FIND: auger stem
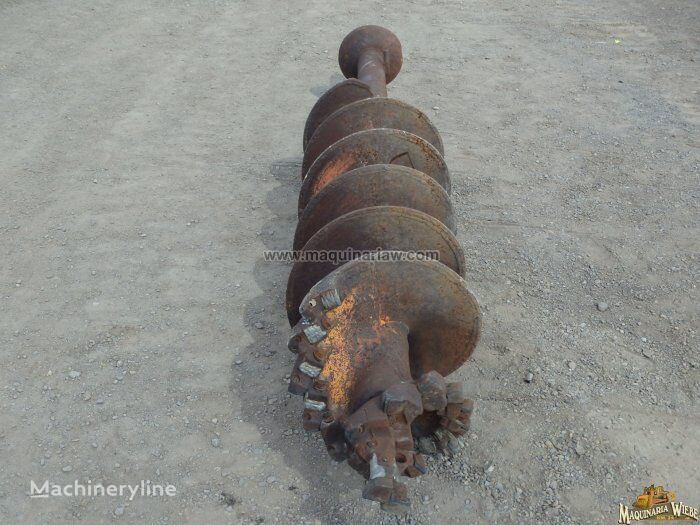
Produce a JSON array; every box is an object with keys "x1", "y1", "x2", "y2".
[{"x1": 357, "y1": 47, "x2": 388, "y2": 97}]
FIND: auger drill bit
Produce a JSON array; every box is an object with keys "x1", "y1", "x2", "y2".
[{"x1": 286, "y1": 26, "x2": 482, "y2": 513}]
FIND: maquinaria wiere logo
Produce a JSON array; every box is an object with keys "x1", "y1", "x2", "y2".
[{"x1": 618, "y1": 484, "x2": 698, "y2": 524}]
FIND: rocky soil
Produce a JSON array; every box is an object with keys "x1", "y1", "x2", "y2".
[{"x1": 1, "y1": 0, "x2": 697, "y2": 524}]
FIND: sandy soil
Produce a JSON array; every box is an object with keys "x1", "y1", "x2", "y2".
[{"x1": 1, "y1": 1, "x2": 698, "y2": 524}]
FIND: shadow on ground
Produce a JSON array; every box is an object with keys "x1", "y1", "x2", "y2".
[{"x1": 230, "y1": 158, "x2": 366, "y2": 522}]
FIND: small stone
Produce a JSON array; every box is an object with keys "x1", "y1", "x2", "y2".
[
  {"x1": 575, "y1": 442, "x2": 585, "y2": 456},
  {"x1": 418, "y1": 437, "x2": 438, "y2": 455},
  {"x1": 484, "y1": 464, "x2": 495, "y2": 474},
  {"x1": 266, "y1": 476, "x2": 276, "y2": 484},
  {"x1": 234, "y1": 360, "x2": 243, "y2": 365},
  {"x1": 82, "y1": 392, "x2": 91, "y2": 401},
  {"x1": 62, "y1": 465, "x2": 73, "y2": 472},
  {"x1": 95, "y1": 397, "x2": 105, "y2": 405},
  {"x1": 568, "y1": 361, "x2": 577, "y2": 371},
  {"x1": 642, "y1": 348, "x2": 652, "y2": 359},
  {"x1": 524, "y1": 372, "x2": 534, "y2": 383},
  {"x1": 68, "y1": 370, "x2": 81, "y2": 379},
  {"x1": 114, "y1": 505, "x2": 124, "y2": 516},
  {"x1": 422, "y1": 495, "x2": 430, "y2": 504},
  {"x1": 211, "y1": 437, "x2": 221, "y2": 448},
  {"x1": 254, "y1": 322, "x2": 264, "y2": 330},
  {"x1": 596, "y1": 302, "x2": 609, "y2": 312}
]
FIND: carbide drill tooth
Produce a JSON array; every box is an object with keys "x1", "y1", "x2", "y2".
[
  {"x1": 303, "y1": 393, "x2": 326, "y2": 412},
  {"x1": 303, "y1": 324, "x2": 327, "y2": 344},
  {"x1": 298, "y1": 361, "x2": 322, "y2": 378},
  {"x1": 320, "y1": 288, "x2": 342, "y2": 310}
]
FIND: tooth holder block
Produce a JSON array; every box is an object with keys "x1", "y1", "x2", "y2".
[{"x1": 285, "y1": 25, "x2": 482, "y2": 513}]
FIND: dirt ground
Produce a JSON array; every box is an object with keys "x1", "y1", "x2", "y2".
[{"x1": 1, "y1": 1, "x2": 698, "y2": 524}]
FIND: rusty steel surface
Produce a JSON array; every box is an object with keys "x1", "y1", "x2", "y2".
[
  {"x1": 298, "y1": 128, "x2": 450, "y2": 213},
  {"x1": 303, "y1": 25, "x2": 402, "y2": 149},
  {"x1": 285, "y1": 25, "x2": 482, "y2": 512},
  {"x1": 302, "y1": 98, "x2": 444, "y2": 177},
  {"x1": 294, "y1": 164, "x2": 454, "y2": 251},
  {"x1": 289, "y1": 257, "x2": 480, "y2": 511},
  {"x1": 286, "y1": 205, "x2": 465, "y2": 326},
  {"x1": 302, "y1": 79, "x2": 373, "y2": 150},
  {"x1": 295, "y1": 257, "x2": 480, "y2": 404},
  {"x1": 339, "y1": 25, "x2": 403, "y2": 93}
]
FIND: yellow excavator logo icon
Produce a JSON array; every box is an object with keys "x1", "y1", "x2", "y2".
[{"x1": 634, "y1": 485, "x2": 676, "y2": 509}]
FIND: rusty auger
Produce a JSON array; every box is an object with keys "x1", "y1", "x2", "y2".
[{"x1": 286, "y1": 25, "x2": 482, "y2": 513}]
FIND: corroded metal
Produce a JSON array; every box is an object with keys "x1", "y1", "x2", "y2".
[
  {"x1": 299, "y1": 128, "x2": 450, "y2": 213},
  {"x1": 302, "y1": 25, "x2": 403, "y2": 150},
  {"x1": 286, "y1": 206, "x2": 465, "y2": 325},
  {"x1": 302, "y1": 98, "x2": 444, "y2": 178},
  {"x1": 303, "y1": 79, "x2": 373, "y2": 150},
  {"x1": 285, "y1": 25, "x2": 482, "y2": 513},
  {"x1": 289, "y1": 257, "x2": 480, "y2": 511},
  {"x1": 293, "y1": 164, "x2": 455, "y2": 251},
  {"x1": 338, "y1": 25, "x2": 403, "y2": 96}
]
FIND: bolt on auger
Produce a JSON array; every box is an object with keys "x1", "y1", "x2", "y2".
[{"x1": 286, "y1": 25, "x2": 482, "y2": 513}]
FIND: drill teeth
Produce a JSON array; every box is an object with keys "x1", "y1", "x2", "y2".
[
  {"x1": 302, "y1": 324, "x2": 327, "y2": 344},
  {"x1": 285, "y1": 25, "x2": 482, "y2": 514},
  {"x1": 319, "y1": 288, "x2": 342, "y2": 309},
  {"x1": 298, "y1": 361, "x2": 322, "y2": 378}
]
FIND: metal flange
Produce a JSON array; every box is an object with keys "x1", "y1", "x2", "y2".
[
  {"x1": 303, "y1": 79, "x2": 374, "y2": 150},
  {"x1": 286, "y1": 206, "x2": 465, "y2": 325},
  {"x1": 299, "y1": 128, "x2": 450, "y2": 213},
  {"x1": 294, "y1": 164, "x2": 455, "y2": 251},
  {"x1": 302, "y1": 98, "x2": 444, "y2": 177}
]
